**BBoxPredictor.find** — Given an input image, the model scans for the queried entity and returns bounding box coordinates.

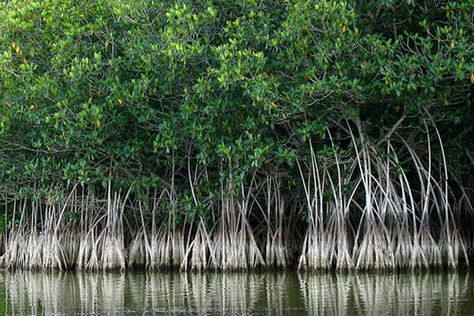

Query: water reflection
[298,273,473,316]
[0,271,472,315]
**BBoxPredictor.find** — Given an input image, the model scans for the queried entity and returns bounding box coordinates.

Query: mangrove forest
[0,0,473,271]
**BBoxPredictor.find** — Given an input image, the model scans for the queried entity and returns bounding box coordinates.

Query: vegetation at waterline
[0,0,472,271]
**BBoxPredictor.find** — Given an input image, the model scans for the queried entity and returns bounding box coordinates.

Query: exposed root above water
[0,129,471,271]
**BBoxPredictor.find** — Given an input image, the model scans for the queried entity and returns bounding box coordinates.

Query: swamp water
[0,271,472,315]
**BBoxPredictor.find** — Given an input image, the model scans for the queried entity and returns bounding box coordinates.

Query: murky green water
[0,270,472,315]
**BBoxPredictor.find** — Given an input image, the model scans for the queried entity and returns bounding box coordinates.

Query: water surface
[0,270,472,315]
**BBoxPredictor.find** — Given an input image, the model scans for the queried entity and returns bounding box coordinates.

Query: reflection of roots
[298,272,470,316]
[1,271,471,315]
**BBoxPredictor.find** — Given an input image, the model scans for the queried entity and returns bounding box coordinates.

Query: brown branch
[376,114,406,147]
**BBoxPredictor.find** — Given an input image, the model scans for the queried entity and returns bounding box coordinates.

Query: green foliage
[0,0,472,207]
